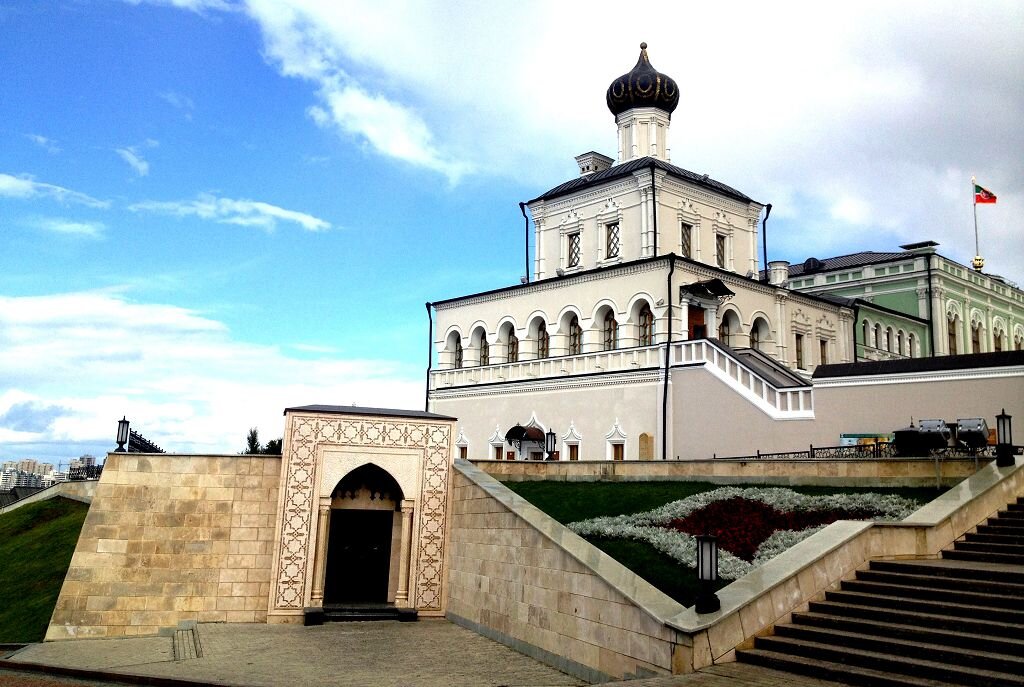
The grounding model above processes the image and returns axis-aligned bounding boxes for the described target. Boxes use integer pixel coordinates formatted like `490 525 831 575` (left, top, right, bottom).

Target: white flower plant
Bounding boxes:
567 487 920 580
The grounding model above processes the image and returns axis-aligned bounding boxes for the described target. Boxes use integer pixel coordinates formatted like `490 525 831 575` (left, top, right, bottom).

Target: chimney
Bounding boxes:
574 151 614 177
768 260 790 286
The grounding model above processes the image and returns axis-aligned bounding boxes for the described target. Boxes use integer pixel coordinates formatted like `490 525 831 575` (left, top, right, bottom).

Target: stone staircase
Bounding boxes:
737 497 1024 686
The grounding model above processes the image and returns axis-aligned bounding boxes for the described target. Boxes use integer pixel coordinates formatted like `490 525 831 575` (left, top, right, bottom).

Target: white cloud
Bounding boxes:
0 291 422 457
116 147 150 176
0 173 109 208
25 134 61 154
33 217 106 238
125 0 237 13
129 192 331 231
158 90 195 118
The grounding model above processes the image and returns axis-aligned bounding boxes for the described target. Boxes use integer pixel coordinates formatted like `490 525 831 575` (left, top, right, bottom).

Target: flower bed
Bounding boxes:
568 487 920 580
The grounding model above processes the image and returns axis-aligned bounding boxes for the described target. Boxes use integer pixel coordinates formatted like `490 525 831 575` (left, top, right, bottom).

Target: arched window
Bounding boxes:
971 322 982 354
454 336 463 369
718 318 730 345
862 320 869 348
947 314 958 354
908 332 916 358
885 327 893 352
603 311 618 350
873 324 882 350
479 337 489 366
750 317 770 352
896 330 904 356
639 305 654 346
568 315 582 355
507 333 518 363
537 322 549 358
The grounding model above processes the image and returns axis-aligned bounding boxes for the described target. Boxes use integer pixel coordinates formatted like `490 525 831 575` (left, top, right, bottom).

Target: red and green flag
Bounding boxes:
974 183 997 204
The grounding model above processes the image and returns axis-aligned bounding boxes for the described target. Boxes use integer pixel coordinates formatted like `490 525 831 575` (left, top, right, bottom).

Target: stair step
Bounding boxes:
988 516 1024 528
738 647 961 687
841 578 1024 609
752 635 1024 686
966 531 1024 546
320 604 417 623
775 622 1024 674
954 540 1024 556
943 548 1024 565
808 600 1024 639
869 558 1024 585
1007 502 1024 512
792 610 1024 655
825 588 1024 624
979 523 1024 536
855 568 1024 597
996 510 1024 520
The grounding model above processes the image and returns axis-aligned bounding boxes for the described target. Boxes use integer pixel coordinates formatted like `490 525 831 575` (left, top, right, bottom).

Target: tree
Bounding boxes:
244 428 261 454
242 428 283 455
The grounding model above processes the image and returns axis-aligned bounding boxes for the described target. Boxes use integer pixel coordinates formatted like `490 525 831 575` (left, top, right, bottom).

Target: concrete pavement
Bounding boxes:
4 620 838 687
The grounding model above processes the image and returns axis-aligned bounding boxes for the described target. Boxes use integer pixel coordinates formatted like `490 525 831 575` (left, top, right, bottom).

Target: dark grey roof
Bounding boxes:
529 156 755 205
284 405 456 421
786 251 909 277
814 350 1024 379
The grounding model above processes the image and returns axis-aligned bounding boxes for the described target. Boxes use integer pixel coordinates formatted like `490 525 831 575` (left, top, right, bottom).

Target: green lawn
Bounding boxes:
0 497 89 642
503 480 941 606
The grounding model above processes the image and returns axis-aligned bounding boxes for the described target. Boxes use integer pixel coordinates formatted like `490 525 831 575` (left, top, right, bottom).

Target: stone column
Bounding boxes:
395 499 415 607
310 503 331 606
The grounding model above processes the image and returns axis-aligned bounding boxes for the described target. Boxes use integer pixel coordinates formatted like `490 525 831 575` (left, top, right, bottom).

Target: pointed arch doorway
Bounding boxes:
322 464 407 605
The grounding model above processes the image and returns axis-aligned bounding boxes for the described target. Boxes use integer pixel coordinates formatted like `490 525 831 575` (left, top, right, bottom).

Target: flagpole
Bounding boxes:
971 175 983 271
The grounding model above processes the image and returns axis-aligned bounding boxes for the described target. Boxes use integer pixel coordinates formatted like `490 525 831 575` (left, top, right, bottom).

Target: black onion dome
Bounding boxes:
606 42 679 118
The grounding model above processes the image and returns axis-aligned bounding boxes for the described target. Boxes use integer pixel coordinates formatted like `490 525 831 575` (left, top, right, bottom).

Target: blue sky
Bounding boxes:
1 0 1021 463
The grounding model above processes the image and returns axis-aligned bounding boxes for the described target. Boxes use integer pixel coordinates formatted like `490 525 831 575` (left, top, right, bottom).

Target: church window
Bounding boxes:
873 324 882 350
947 315 958 353
537 322 550 358
568 315 582 355
568 444 579 461
639 305 654 346
885 327 893 352
493 445 503 460
715 234 726 268
454 336 463 369
908 333 916 357
507 333 518 363
971 322 981 354
612 443 624 461
567 233 581 268
603 311 618 350
819 339 828 365
606 223 620 258
459 446 468 460
479 337 489 366
896 330 904 356
1016 333 1023 351
795 332 805 369
680 222 692 259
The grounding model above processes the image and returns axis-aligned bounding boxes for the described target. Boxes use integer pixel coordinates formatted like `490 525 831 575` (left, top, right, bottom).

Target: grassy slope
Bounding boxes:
503 480 942 606
0 497 89 642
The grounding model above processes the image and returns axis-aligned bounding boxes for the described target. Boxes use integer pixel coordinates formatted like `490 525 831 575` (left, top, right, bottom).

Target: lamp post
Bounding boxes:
996 409 1014 468
695 533 721 614
115 417 130 452
545 428 557 460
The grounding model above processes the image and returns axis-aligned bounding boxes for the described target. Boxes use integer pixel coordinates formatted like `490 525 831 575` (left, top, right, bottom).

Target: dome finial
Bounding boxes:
606 43 679 118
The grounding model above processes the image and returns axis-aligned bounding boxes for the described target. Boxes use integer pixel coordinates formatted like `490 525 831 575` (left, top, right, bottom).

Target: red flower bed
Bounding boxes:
667 496 875 562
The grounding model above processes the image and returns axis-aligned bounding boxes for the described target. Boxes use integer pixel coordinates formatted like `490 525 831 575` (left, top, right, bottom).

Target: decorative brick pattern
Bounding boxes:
46 453 281 640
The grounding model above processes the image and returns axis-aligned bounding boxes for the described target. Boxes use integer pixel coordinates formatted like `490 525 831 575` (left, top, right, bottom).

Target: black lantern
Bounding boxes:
996 409 1014 467
695 533 721 614
545 428 557 460
115 416 130 452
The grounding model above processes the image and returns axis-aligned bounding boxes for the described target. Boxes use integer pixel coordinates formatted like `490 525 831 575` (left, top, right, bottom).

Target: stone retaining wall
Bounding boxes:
476 457 977 487
46 453 280 640
447 460 687 682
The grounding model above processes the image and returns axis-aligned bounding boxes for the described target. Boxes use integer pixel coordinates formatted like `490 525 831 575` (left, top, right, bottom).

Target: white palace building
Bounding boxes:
425 44 1023 461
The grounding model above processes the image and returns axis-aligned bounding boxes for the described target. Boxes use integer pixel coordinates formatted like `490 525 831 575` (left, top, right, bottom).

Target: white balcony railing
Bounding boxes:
431 339 814 420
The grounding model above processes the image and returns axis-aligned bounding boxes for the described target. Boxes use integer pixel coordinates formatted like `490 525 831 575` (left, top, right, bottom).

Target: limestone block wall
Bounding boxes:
47 453 280 640
447 460 686 682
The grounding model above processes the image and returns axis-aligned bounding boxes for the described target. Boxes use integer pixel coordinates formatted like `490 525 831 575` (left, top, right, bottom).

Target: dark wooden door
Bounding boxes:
323 509 393 604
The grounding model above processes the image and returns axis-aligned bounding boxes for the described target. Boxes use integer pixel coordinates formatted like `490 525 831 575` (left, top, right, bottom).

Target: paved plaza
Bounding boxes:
3 620 840 687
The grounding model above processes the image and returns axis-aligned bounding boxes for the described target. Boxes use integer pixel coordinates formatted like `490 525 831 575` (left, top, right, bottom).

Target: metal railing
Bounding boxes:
714 442 997 461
